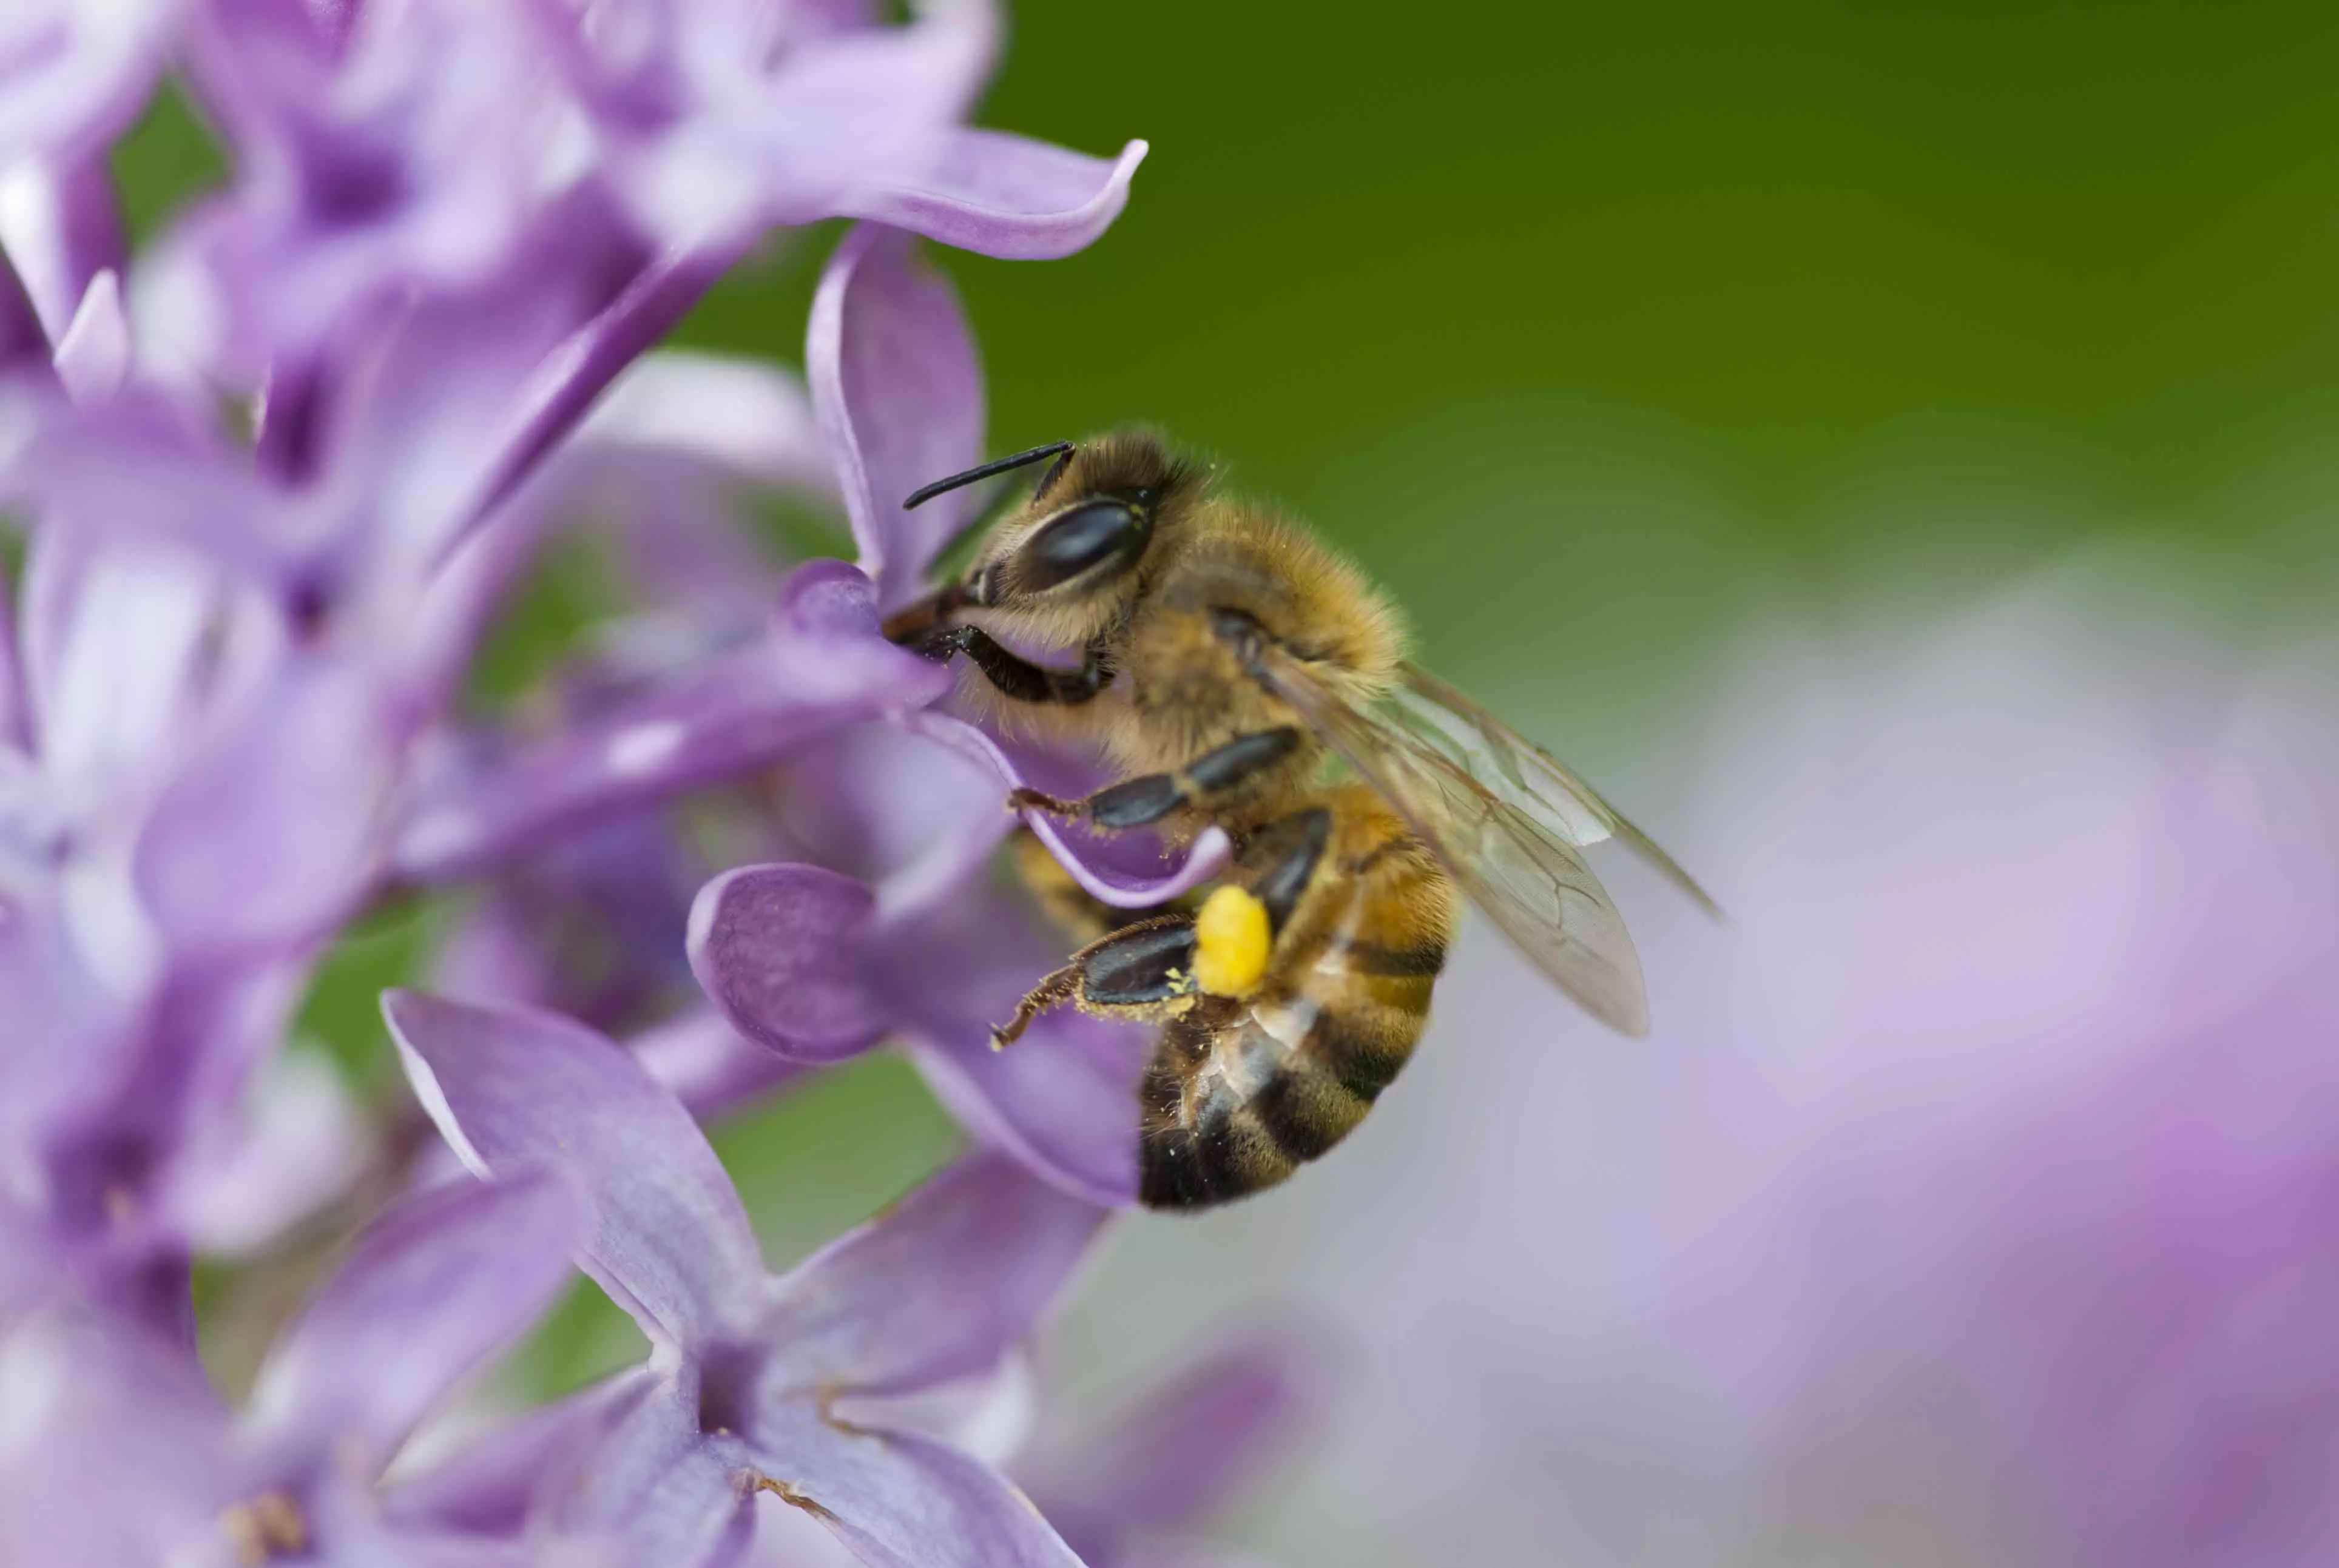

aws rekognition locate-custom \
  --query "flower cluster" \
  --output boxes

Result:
[0,3,1300,1564]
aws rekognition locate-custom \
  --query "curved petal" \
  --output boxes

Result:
[387,1375,652,1538]
[760,1151,1108,1397]
[563,1375,758,1568]
[744,1401,1083,1568]
[839,134,1149,263]
[1023,1331,1329,1536]
[136,651,400,958]
[687,863,891,1063]
[394,563,951,883]
[245,1172,582,1477]
[0,155,126,340]
[166,1046,370,1256]
[384,991,766,1350]
[49,267,127,403]
[808,224,983,606]
[909,712,1232,907]
[630,1009,812,1122]
[908,1008,1146,1211]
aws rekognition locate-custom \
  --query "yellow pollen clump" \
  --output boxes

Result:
[1191,885,1272,998]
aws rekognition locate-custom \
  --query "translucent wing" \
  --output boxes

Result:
[1248,648,1712,1037]
[1392,665,1720,917]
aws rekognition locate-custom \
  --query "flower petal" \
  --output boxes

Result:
[49,267,127,403]
[0,155,125,342]
[243,1171,581,1476]
[385,990,766,1350]
[135,650,402,958]
[1023,1332,1328,1538]
[808,224,983,607]
[760,1151,1107,1397]
[0,1308,234,1565]
[840,133,1149,263]
[745,1400,1083,1568]
[910,712,1232,907]
[165,1045,370,1256]
[393,562,951,883]
[687,863,891,1063]
[632,1011,812,1122]
[564,1375,758,1568]
[908,1012,1145,1211]
[388,1374,654,1538]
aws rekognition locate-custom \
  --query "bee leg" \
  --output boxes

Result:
[1011,727,1305,830]
[991,914,1198,1048]
[905,624,1115,706]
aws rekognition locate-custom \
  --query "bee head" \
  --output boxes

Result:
[906,430,1200,647]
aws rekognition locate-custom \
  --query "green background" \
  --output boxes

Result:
[119,0,2339,1481]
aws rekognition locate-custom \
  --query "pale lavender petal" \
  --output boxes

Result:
[632,1011,812,1122]
[807,224,982,605]
[566,1375,757,1568]
[0,4,177,167]
[164,1046,369,1256]
[456,246,740,561]
[390,1375,654,1538]
[394,563,951,883]
[244,1172,580,1476]
[47,265,127,403]
[137,651,401,957]
[385,991,766,1350]
[687,864,890,1063]
[840,134,1149,263]
[746,1401,1082,1568]
[0,1310,234,1565]
[910,712,1230,907]
[573,348,836,499]
[760,1151,1107,1397]
[0,152,123,361]
[1025,1334,1328,1538]
[908,1007,1145,1211]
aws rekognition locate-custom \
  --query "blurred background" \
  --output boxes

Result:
[121,4,2339,1563]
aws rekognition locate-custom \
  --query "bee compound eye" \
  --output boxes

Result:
[1017,499,1150,591]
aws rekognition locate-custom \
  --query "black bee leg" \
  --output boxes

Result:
[991,914,1198,1048]
[1014,727,1305,830]
[910,624,1114,706]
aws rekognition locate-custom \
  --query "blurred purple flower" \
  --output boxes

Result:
[385,989,1108,1568]
[0,1170,582,1567]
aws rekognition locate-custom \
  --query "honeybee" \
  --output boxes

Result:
[883,431,1715,1209]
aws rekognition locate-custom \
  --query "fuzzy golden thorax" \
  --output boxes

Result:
[940,433,1408,792]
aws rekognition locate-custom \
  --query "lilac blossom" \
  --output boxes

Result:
[0,0,1146,1333]
[385,989,1109,1568]
[0,0,1241,1561]
[0,1171,584,1566]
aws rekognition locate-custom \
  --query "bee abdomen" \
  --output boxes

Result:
[1138,970,1438,1211]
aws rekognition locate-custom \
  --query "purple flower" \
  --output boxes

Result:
[0,1170,583,1566]
[385,988,1110,1567]
[0,0,1148,1330]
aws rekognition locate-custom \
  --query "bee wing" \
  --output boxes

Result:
[1247,645,1661,1036]
[1394,665,1721,917]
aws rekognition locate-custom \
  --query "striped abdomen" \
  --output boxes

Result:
[1139,787,1456,1210]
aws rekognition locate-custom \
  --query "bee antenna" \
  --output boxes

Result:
[903,442,1076,511]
